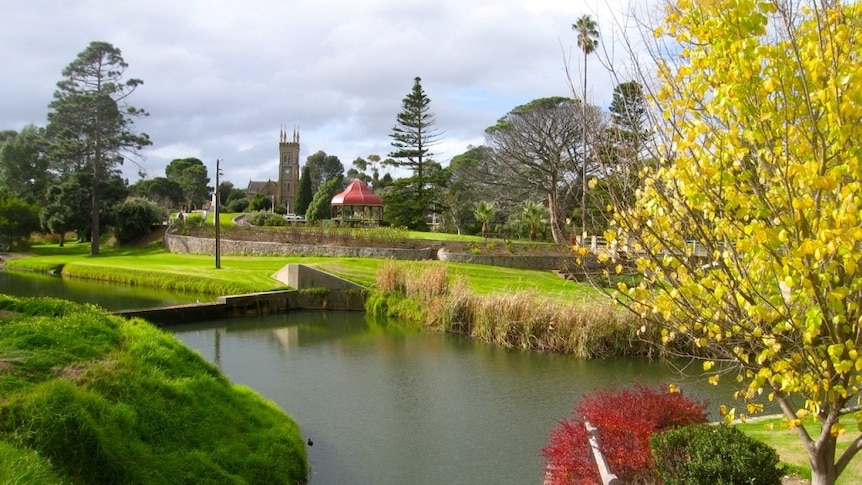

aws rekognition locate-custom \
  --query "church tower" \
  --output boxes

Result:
[277,127,301,212]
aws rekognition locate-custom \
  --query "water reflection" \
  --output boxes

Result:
[0,270,203,310]
[171,311,737,485]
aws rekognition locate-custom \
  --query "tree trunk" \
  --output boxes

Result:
[810,436,838,485]
[529,226,536,241]
[548,192,565,244]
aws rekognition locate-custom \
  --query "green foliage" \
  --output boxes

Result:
[295,165,313,216]
[472,201,496,238]
[247,211,287,227]
[248,193,273,212]
[650,424,785,485]
[387,76,445,228]
[305,150,344,193]
[226,198,249,213]
[113,197,168,244]
[165,158,210,209]
[0,124,50,205]
[217,180,234,206]
[0,193,40,249]
[0,296,307,484]
[306,177,343,223]
[133,176,183,209]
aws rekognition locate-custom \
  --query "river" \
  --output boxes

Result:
[0,271,730,484]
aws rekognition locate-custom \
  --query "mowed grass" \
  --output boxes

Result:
[8,242,599,301]
[735,416,862,483]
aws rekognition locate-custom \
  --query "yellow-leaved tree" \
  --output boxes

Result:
[604,0,862,483]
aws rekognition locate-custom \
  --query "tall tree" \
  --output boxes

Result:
[165,158,210,210]
[305,151,344,193]
[388,77,444,228]
[0,124,50,205]
[483,97,596,244]
[348,154,390,188]
[295,165,313,216]
[217,180,234,206]
[305,177,344,223]
[0,193,40,250]
[572,15,599,239]
[593,81,651,221]
[605,2,862,483]
[46,41,150,255]
[132,176,183,209]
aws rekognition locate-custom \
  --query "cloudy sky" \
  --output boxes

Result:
[0,0,653,187]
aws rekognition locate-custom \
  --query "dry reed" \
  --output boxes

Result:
[371,261,653,358]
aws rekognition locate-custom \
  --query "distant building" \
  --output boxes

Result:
[246,127,301,212]
[246,180,278,200]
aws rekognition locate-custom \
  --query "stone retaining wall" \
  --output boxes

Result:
[165,233,436,260]
[437,247,569,270]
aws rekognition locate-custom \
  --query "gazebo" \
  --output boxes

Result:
[330,179,384,225]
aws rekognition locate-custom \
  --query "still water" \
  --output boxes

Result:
[0,271,730,484]
[170,313,731,485]
[0,270,201,310]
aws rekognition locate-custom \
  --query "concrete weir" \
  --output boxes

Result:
[115,264,367,326]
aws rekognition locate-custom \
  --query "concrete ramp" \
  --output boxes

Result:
[274,263,366,291]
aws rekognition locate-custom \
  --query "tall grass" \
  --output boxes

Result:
[368,261,652,358]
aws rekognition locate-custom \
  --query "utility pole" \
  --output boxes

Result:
[215,158,222,269]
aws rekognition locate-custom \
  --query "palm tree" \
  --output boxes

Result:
[572,14,599,240]
[473,201,496,239]
[521,201,548,241]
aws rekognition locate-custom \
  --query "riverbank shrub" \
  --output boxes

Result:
[541,384,708,484]
[368,260,653,357]
[0,296,308,484]
[650,424,785,485]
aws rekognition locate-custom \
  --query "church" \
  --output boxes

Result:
[246,128,301,213]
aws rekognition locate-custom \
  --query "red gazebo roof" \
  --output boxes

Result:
[331,180,382,206]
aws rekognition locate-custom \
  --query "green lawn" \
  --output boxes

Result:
[8,242,599,301]
[735,416,862,483]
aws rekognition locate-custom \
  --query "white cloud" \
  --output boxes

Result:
[0,0,656,186]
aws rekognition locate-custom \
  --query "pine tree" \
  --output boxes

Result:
[388,77,443,229]
[46,41,150,255]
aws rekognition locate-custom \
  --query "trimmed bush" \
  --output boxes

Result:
[650,424,785,485]
[247,211,287,226]
[542,384,708,484]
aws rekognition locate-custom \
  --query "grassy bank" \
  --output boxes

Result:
[366,260,650,358]
[5,242,594,301]
[0,295,307,484]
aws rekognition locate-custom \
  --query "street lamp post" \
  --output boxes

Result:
[215,158,222,269]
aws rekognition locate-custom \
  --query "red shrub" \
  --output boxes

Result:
[541,384,708,484]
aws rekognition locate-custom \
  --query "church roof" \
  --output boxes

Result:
[331,180,382,206]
